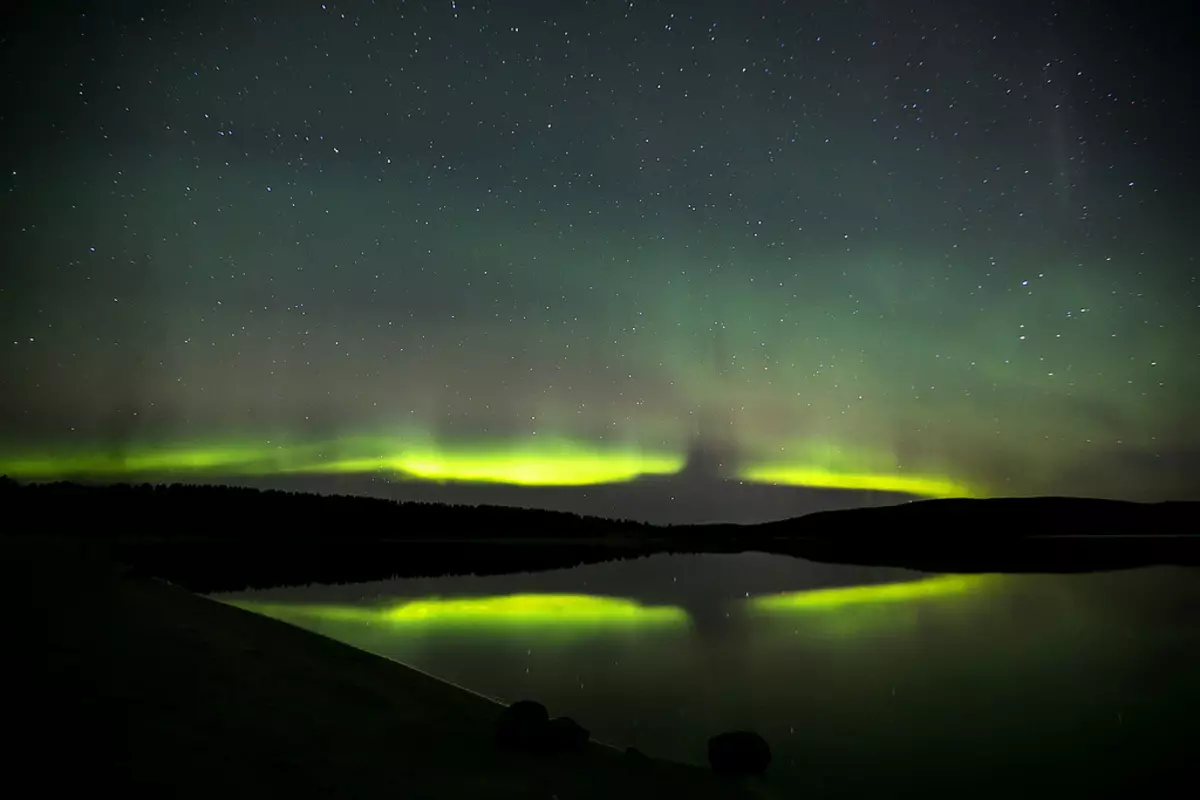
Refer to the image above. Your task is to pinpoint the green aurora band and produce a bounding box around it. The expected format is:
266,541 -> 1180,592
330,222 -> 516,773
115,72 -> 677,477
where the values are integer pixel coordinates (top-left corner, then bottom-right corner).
737,464 -> 973,498
0,437 -> 681,486
0,435 -> 981,498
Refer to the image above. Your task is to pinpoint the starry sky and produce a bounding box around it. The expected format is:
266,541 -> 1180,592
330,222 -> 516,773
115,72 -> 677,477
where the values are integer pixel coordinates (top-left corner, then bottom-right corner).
1,0 -> 1196,523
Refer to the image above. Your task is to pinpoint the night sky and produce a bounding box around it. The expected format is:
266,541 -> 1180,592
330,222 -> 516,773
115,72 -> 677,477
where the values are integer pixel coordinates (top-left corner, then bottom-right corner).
1,1 -> 1196,522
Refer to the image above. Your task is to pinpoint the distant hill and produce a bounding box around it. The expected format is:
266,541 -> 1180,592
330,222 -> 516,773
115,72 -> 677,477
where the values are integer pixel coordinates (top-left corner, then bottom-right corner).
735,496 -> 1200,574
0,477 -> 653,542
7,479 -> 1194,541
753,496 -> 1199,537
4,478 -> 1197,589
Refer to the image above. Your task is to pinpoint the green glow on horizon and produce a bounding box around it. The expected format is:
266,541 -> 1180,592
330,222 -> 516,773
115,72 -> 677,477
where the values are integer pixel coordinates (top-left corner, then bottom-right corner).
0,446 -> 289,479
749,575 -> 993,612
228,593 -> 689,629
0,438 -> 684,486
0,434 -> 981,498
297,442 -> 683,485
739,464 -> 978,498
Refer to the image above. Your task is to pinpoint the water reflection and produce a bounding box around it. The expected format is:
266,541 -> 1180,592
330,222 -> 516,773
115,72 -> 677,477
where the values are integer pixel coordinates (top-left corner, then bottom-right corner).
749,574 -> 991,611
219,554 -> 1198,796
230,593 -> 688,629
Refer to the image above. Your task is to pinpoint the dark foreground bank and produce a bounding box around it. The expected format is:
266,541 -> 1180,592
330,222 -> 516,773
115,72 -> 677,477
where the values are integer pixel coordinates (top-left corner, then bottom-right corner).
7,541 -> 760,800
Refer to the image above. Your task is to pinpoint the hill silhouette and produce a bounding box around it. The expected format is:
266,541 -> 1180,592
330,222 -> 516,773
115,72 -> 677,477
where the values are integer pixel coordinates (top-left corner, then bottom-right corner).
734,496 -> 1200,574
0,477 -> 652,541
756,496 -> 1197,536
3,477 -> 1197,590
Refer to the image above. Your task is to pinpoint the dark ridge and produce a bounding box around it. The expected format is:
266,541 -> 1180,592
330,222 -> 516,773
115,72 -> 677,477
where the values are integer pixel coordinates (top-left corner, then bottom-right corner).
735,496 -> 1200,574
0,476 -> 654,541
756,496 -> 1197,536
4,477 -> 1198,591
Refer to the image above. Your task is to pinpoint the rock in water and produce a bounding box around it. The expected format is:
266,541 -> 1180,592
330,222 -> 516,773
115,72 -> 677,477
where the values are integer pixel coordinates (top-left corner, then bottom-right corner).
496,700 -> 549,750
707,731 -> 771,776
541,717 -> 590,753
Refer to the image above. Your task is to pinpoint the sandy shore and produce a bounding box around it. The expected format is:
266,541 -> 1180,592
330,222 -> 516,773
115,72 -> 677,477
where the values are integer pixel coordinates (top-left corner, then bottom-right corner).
9,539 -> 757,799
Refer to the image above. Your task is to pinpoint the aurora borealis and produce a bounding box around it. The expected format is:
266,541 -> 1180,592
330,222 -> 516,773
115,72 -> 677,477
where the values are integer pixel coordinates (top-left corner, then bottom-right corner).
1,1 -> 1196,521
0,437 -> 685,487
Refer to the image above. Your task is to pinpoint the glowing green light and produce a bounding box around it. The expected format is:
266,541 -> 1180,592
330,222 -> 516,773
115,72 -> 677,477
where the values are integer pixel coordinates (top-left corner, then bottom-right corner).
0,442 -> 321,479
1,434 -> 978,494
305,441 -> 683,485
0,437 -> 684,486
749,575 -> 992,612
0,455 -> 107,478
229,593 -> 689,629
739,464 -> 978,498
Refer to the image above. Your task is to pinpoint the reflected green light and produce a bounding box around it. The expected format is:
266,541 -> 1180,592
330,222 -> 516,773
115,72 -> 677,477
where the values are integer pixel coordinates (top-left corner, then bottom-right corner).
0,437 -> 684,486
749,575 -> 992,612
229,593 -> 689,629
739,464 -> 978,499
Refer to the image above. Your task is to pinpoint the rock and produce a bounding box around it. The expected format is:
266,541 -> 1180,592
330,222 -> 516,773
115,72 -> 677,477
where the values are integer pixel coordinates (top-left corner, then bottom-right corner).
496,700 -> 549,750
624,746 -> 650,767
540,716 -> 590,753
707,730 -> 771,776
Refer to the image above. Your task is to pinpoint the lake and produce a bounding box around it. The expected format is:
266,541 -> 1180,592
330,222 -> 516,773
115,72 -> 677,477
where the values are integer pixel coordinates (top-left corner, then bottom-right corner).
219,553 -> 1198,796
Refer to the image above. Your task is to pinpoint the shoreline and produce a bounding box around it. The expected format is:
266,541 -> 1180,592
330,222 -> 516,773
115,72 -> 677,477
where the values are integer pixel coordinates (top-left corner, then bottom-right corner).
10,540 -> 756,799
111,534 -> 1200,593
194,590 -> 642,758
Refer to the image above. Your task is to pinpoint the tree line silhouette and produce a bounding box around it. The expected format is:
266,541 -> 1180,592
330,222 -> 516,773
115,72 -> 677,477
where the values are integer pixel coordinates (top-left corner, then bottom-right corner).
4,477 -> 1195,592
0,477 -> 655,543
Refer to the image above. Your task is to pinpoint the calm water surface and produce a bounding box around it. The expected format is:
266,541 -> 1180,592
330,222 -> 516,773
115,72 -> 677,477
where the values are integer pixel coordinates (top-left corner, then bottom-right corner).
220,553 -> 1198,796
